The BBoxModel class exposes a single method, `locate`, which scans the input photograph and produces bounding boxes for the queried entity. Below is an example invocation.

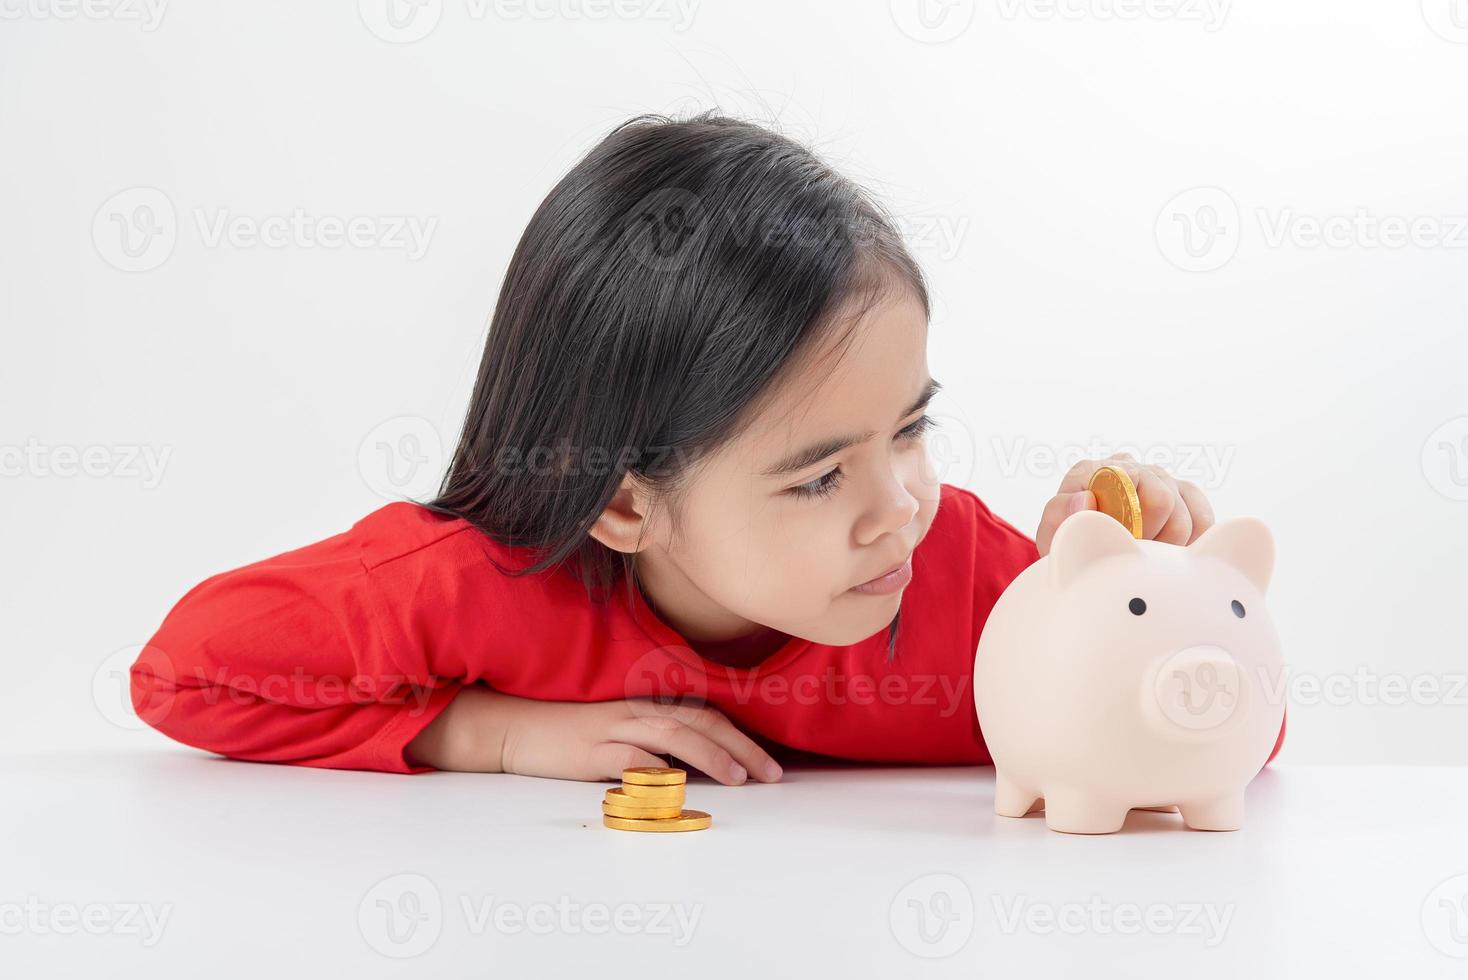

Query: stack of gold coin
[601,767,712,832]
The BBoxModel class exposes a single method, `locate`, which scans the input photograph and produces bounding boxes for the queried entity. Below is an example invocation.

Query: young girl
[130,111,1282,785]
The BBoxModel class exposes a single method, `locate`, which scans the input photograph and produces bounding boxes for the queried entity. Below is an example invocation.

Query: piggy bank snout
[1146,643,1248,738]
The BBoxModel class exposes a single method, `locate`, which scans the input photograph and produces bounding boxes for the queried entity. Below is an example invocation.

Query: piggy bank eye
[1128,597,1147,616]
[1231,599,1246,618]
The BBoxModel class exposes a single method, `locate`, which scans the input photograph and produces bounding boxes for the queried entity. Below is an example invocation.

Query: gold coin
[621,767,686,786]
[607,786,681,798]
[602,809,712,833]
[1087,465,1143,539]
[616,783,686,802]
[606,787,683,807]
[602,799,683,820]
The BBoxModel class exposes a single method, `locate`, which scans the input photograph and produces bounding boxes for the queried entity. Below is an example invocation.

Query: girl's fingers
[1057,453,1187,542]
[677,701,784,782]
[1144,464,1191,545]
[1051,453,1213,547]
[1035,490,1093,557]
[1177,480,1216,544]
[585,741,672,782]
[1057,457,1104,495]
[619,716,748,785]
[624,701,782,783]
[1153,489,1193,544]
[1058,452,1145,494]
[1114,461,1171,540]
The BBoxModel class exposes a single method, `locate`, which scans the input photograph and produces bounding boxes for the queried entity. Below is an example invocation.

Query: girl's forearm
[405,684,511,772]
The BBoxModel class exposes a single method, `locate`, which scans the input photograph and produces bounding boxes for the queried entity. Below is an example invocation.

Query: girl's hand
[503,694,783,785]
[1034,452,1217,557]
[407,683,783,785]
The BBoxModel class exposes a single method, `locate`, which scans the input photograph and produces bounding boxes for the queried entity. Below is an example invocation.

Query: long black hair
[423,110,930,660]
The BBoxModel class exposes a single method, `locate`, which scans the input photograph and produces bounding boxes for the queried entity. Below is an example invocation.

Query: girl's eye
[789,467,844,500]
[898,414,936,442]
[786,416,937,500]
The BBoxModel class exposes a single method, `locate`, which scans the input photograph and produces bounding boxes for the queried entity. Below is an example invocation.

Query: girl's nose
[859,476,921,544]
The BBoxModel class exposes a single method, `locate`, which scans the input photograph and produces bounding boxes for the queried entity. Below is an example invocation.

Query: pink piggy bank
[973,509,1284,834]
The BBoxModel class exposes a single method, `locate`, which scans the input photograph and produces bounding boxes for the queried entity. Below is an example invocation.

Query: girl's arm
[130,529,462,774]
[403,684,508,772]
[405,684,784,785]
[131,532,782,784]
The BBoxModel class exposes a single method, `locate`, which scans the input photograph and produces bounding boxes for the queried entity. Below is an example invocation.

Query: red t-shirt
[130,482,1286,774]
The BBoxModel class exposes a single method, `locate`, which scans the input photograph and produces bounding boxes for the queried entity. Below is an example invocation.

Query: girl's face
[597,286,943,649]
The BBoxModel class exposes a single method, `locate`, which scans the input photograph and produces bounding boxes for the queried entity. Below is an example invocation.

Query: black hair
[422,110,930,661]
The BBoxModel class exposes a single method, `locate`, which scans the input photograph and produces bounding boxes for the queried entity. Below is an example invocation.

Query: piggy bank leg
[1177,793,1244,831]
[993,771,1042,818]
[1041,789,1129,835]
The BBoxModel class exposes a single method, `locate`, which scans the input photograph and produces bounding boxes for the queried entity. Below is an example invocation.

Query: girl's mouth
[849,556,913,595]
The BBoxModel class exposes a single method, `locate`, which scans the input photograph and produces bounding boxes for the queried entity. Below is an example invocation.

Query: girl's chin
[806,601,901,647]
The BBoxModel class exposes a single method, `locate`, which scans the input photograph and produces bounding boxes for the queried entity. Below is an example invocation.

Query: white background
[2,0,1466,765]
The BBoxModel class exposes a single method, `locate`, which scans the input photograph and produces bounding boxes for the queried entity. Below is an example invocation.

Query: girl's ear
[588,475,656,555]
[1050,510,1141,588]
[1189,517,1275,594]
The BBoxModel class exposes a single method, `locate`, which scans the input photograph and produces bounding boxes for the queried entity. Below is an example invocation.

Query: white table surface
[13,750,1468,978]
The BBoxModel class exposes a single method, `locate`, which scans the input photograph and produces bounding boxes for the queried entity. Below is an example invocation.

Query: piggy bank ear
[1050,510,1141,588]
[1189,517,1274,593]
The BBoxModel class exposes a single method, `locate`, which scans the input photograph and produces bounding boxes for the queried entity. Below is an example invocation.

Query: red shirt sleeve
[130,515,462,774]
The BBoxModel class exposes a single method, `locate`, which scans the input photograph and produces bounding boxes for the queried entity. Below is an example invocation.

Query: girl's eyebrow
[760,377,942,478]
